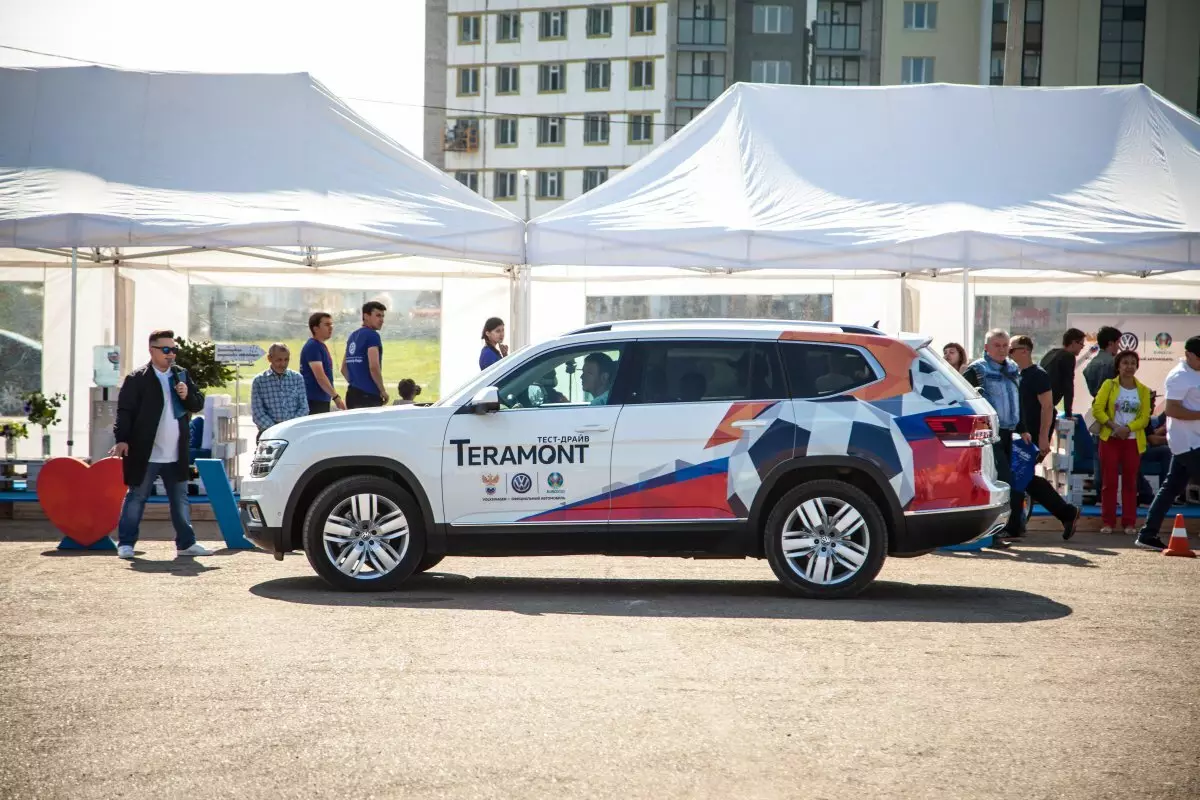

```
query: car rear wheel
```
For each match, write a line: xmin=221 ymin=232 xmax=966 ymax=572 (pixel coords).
xmin=302 ymin=476 xmax=426 ymax=592
xmin=764 ymin=480 xmax=887 ymax=599
xmin=414 ymin=554 xmax=445 ymax=573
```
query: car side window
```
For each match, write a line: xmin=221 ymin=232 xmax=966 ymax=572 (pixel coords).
xmin=625 ymin=340 xmax=784 ymax=405
xmin=494 ymin=344 xmax=624 ymax=409
xmin=781 ymin=341 xmax=878 ymax=399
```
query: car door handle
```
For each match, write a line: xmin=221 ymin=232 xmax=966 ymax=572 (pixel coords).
xmin=731 ymin=420 xmax=768 ymax=429
xmin=575 ymin=425 xmax=610 ymax=433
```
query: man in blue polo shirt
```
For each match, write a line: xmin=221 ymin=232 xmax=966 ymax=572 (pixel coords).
xmin=342 ymin=300 xmax=388 ymax=408
xmin=299 ymin=311 xmax=345 ymax=414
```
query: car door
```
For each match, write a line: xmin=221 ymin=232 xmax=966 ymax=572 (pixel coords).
xmin=607 ymin=338 xmax=792 ymax=522
xmin=441 ymin=342 xmax=626 ymax=527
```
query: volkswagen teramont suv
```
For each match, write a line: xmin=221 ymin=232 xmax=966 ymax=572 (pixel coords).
xmin=239 ymin=320 xmax=1009 ymax=599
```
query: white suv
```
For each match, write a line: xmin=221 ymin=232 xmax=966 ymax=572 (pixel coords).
xmin=239 ymin=320 xmax=1009 ymax=599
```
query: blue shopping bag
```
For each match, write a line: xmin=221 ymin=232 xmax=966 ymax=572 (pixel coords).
xmin=1010 ymin=435 xmax=1037 ymax=492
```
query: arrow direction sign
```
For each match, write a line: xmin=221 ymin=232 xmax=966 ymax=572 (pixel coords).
xmin=215 ymin=343 xmax=266 ymax=364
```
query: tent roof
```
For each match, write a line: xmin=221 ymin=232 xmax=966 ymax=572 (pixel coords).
xmin=0 ymin=66 xmax=525 ymax=265
xmin=527 ymin=83 xmax=1200 ymax=273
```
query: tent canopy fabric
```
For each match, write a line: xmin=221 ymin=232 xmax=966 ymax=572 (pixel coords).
xmin=527 ymin=83 xmax=1200 ymax=273
xmin=0 ymin=66 xmax=525 ymax=265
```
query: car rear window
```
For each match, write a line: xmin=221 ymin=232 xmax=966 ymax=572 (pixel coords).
xmin=780 ymin=341 xmax=878 ymax=399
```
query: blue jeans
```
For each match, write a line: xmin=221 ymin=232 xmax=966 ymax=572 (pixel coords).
xmin=1140 ymin=447 xmax=1200 ymax=537
xmin=117 ymin=462 xmax=196 ymax=549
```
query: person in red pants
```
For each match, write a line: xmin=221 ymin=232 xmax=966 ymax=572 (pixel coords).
xmin=1090 ymin=350 xmax=1153 ymax=534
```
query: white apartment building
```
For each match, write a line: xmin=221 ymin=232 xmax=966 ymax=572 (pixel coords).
xmin=428 ymin=0 xmax=671 ymax=219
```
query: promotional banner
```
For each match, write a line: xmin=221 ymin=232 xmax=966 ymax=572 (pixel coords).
xmin=1068 ymin=314 xmax=1189 ymax=412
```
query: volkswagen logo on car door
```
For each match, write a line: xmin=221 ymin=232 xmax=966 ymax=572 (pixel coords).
xmin=511 ymin=473 xmax=533 ymax=494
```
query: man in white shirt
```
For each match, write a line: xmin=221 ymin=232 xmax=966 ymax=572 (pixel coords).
xmin=1136 ymin=336 xmax=1200 ymax=550
xmin=110 ymin=330 xmax=210 ymax=559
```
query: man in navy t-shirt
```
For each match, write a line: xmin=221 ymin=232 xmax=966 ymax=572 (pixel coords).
xmin=299 ymin=311 xmax=345 ymax=414
xmin=342 ymin=300 xmax=388 ymax=408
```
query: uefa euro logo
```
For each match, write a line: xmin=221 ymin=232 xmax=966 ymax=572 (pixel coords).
xmin=546 ymin=472 xmax=564 ymax=489
xmin=511 ymin=473 xmax=533 ymax=494
xmin=1156 ymin=332 xmax=1172 ymax=349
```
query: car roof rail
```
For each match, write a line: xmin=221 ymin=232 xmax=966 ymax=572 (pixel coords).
xmin=566 ymin=319 xmax=882 ymax=336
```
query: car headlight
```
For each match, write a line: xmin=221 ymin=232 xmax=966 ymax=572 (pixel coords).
xmin=250 ymin=439 xmax=288 ymax=477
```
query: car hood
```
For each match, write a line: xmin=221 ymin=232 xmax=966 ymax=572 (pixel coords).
xmin=263 ymin=404 xmax=449 ymax=441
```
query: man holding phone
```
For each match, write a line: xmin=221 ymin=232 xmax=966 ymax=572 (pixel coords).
xmin=109 ymin=330 xmax=210 ymax=559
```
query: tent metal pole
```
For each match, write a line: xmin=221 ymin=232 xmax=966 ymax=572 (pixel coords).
xmin=67 ymin=247 xmax=78 ymax=457
xmin=962 ymin=267 xmax=970 ymax=357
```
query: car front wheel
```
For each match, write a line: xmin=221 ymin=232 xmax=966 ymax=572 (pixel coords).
xmin=302 ymin=476 xmax=426 ymax=592
xmin=764 ymin=480 xmax=887 ymax=599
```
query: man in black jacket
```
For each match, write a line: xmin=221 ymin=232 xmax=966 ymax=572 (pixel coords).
xmin=110 ymin=330 xmax=209 ymax=559
xmin=1039 ymin=328 xmax=1086 ymax=416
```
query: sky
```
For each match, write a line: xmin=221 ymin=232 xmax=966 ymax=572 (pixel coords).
xmin=0 ymin=0 xmax=427 ymax=153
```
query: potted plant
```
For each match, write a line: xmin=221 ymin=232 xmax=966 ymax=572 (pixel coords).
xmin=24 ymin=391 xmax=66 ymax=459
xmin=1 ymin=420 xmax=28 ymax=460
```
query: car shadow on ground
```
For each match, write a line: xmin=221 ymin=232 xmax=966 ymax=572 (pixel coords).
xmin=249 ymin=574 xmax=1071 ymax=623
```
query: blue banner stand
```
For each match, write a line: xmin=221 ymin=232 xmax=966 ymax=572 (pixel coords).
xmin=195 ymin=458 xmax=256 ymax=550
xmin=57 ymin=535 xmax=117 ymax=551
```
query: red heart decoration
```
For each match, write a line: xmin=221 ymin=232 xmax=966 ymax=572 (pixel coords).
xmin=37 ymin=457 xmax=127 ymax=546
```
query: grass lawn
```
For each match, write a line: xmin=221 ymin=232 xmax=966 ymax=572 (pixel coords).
xmin=206 ymin=338 xmax=441 ymax=405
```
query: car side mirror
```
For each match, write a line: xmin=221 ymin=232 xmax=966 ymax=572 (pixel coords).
xmin=471 ymin=386 xmax=500 ymax=415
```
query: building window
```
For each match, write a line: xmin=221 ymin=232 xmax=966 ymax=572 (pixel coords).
xmin=587 ymin=5 xmax=612 ymax=37
xmin=672 ymin=106 xmax=703 ymax=136
xmin=583 ymin=168 xmax=609 ymax=193
xmin=1098 ymin=0 xmax=1145 ymax=85
xmin=459 ymin=15 xmax=481 ymax=44
xmin=676 ymin=52 xmax=726 ymax=101
xmin=586 ymin=59 xmax=612 ymax=90
xmin=457 ymin=67 xmax=479 ymax=96
xmin=584 ymin=113 xmax=610 ymax=145
xmin=630 ymin=58 xmax=655 ymax=90
xmin=537 ymin=170 xmax=563 ymax=200
xmin=497 ymin=65 xmax=520 ymax=95
xmin=815 ymin=2 xmax=862 ymax=50
xmin=497 ymin=11 xmax=521 ymax=42
xmin=454 ymin=171 xmax=479 ymax=193
xmin=628 ymin=113 xmax=654 ymax=144
xmin=679 ymin=0 xmax=728 ymax=45
xmin=991 ymin=0 xmax=1044 ymax=85
xmin=444 ymin=118 xmax=479 ymax=152
xmin=538 ymin=63 xmax=566 ymax=93
xmin=495 ymin=117 xmax=518 ymax=147
xmin=539 ymin=9 xmax=567 ymax=40
xmin=903 ymin=2 xmax=937 ymax=30
xmin=537 ymin=116 xmax=565 ymax=145
xmin=631 ymin=4 xmax=656 ymax=35
xmin=813 ymin=55 xmax=861 ymax=85
xmin=901 ymin=56 xmax=934 ymax=84
xmin=494 ymin=171 xmax=518 ymax=201
xmin=752 ymin=4 xmax=794 ymax=34
xmin=751 ymin=60 xmax=792 ymax=84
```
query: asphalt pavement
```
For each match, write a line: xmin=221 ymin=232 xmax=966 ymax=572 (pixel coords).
xmin=1 ymin=520 xmax=1197 ymax=799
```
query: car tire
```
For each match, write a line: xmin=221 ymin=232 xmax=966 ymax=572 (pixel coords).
xmin=302 ymin=475 xmax=426 ymax=592
xmin=764 ymin=479 xmax=887 ymax=599
xmin=414 ymin=554 xmax=445 ymax=573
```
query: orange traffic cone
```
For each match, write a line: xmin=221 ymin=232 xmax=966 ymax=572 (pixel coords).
xmin=1163 ymin=515 xmax=1196 ymax=558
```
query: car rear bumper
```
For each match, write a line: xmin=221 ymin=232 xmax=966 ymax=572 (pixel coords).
xmin=898 ymin=501 xmax=1011 ymax=554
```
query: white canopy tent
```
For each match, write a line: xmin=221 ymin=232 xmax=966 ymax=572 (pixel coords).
xmin=0 ymin=66 xmax=525 ymax=453
xmin=527 ymin=82 xmax=1200 ymax=275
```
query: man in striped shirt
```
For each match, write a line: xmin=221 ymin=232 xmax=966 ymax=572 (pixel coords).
xmin=250 ymin=343 xmax=308 ymax=440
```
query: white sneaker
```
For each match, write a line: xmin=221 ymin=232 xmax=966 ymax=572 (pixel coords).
xmin=1124 ymin=526 xmax=1137 ymax=536
xmin=177 ymin=543 xmax=214 ymax=556
xmin=1099 ymin=526 xmax=1113 ymax=534
xmin=117 ymin=545 xmax=135 ymax=560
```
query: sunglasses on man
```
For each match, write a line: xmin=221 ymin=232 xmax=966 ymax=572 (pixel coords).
xmin=152 ymin=345 xmax=178 ymax=355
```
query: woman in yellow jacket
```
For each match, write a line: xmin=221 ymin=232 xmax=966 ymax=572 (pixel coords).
xmin=1091 ymin=350 xmax=1153 ymax=533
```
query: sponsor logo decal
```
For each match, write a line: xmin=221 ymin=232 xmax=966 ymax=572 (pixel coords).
xmin=451 ymin=437 xmax=590 ymax=467
xmin=348 ymin=341 xmax=357 ymax=356
xmin=481 ymin=473 xmax=500 ymax=496
xmin=1118 ymin=332 xmax=1138 ymax=352
xmin=1155 ymin=332 xmax=1172 ymax=349
xmin=511 ymin=473 xmax=533 ymax=494
xmin=547 ymin=472 xmax=564 ymax=489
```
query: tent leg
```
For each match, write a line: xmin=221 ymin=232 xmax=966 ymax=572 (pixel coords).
xmin=962 ymin=267 xmax=970 ymax=357
xmin=67 ymin=247 xmax=78 ymax=457
xmin=508 ymin=264 xmax=532 ymax=351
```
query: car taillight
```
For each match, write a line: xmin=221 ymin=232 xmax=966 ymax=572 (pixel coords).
xmin=926 ymin=415 xmax=993 ymax=448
